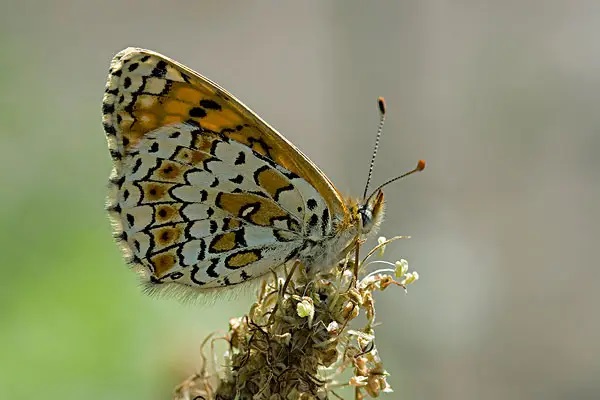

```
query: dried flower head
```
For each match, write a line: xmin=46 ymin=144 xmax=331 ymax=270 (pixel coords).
xmin=174 ymin=237 xmax=419 ymax=400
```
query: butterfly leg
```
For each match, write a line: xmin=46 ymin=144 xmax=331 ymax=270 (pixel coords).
xmin=268 ymin=259 xmax=301 ymax=325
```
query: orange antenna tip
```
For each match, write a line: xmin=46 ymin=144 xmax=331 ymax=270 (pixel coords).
xmin=364 ymin=159 xmax=426 ymax=202
xmin=377 ymin=97 xmax=386 ymax=115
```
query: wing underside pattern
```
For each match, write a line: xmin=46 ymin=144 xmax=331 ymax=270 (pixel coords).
xmin=101 ymin=49 xmax=344 ymax=291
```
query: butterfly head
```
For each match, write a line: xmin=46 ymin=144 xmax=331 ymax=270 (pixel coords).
xmin=357 ymin=158 xmax=426 ymax=238
xmin=357 ymin=189 xmax=385 ymax=236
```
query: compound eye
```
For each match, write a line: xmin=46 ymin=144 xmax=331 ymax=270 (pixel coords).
xmin=359 ymin=190 xmax=384 ymax=235
xmin=360 ymin=208 xmax=373 ymax=233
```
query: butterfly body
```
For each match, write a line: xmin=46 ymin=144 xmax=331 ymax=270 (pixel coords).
xmin=102 ymin=48 xmax=385 ymax=295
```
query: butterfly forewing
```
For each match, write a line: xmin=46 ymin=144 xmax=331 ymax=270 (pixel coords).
xmin=103 ymin=48 xmax=345 ymax=213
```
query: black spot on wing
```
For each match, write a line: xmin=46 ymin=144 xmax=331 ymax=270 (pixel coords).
xmin=102 ymin=102 xmax=115 ymax=114
xmin=234 ymin=151 xmax=246 ymax=165
xmin=110 ymin=149 xmax=122 ymax=160
xmin=130 ymin=158 xmax=143 ymax=175
xmin=240 ymin=270 xmax=251 ymax=281
xmin=189 ymin=107 xmax=207 ymax=118
xmin=308 ymin=214 xmax=319 ymax=230
xmin=103 ymin=122 xmax=116 ymax=135
xmin=209 ymin=220 xmax=218 ymax=234
xmin=152 ymin=60 xmax=167 ymax=78
xmin=198 ymin=238 xmax=206 ymax=261
xmin=199 ymin=190 xmax=208 ymax=202
xmin=321 ymin=208 xmax=330 ymax=236
xmin=106 ymin=203 xmax=121 ymax=214
xmin=230 ymin=175 xmax=244 ymax=184
xmin=199 ymin=99 xmax=222 ymax=111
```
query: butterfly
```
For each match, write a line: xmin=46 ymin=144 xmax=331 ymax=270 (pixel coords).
xmin=102 ymin=48 xmax=424 ymax=297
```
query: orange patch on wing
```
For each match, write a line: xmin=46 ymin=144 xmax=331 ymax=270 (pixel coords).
xmin=141 ymin=182 xmax=172 ymax=202
xmin=137 ymin=113 xmax=159 ymax=133
xmin=254 ymin=167 xmax=292 ymax=199
xmin=163 ymin=99 xmax=190 ymax=116
xmin=200 ymin=109 xmax=243 ymax=132
xmin=217 ymin=192 xmax=289 ymax=227
xmin=156 ymin=160 xmax=186 ymax=182
xmin=173 ymin=147 xmax=211 ymax=167
xmin=173 ymin=85 xmax=202 ymax=104
xmin=225 ymin=218 xmax=242 ymax=230
xmin=155 ymin=204 xmax=180 ymax=223
xmin=192 ymin=132 xmax=221 ymax=153
xmin=118 ymin=116 xmax=133 ymax=132
xmin=210 ymin=232 xmax=238 ymax=252
xmin=119 ymin=120 xmax=147 ymax=153
xmin=225 ymin=131 xmax=250 ymax=146
xmin=151 ymin=252 xmax=176 ymax=278
xmin=162 ymin=115 xmax=183 ymax=126
xmin=251 ymin=141 xmax=269 ymax=156
xmin=226 ymin=250 xmax=260 ymax=269
xmin=109 ymin=49 xmax=347 ymax=217
xmin=154 ymin=226 xmax=183 ymax=247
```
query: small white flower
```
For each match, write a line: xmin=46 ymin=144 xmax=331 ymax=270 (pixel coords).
xmin=296 ymin=297 xmax=315 ymax=326
xmin=394 ymin=259 xmax=409 ymax=277
xmin=400 ymin=271 xmax=419 ymax=286
xmin=326 ymin=321 xmax=340 ymax=335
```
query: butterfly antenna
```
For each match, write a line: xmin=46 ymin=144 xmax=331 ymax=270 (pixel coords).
xmin=362 ymin=97 xmax=387 ymax=201
xmin=365 ymin=159 xmax=426 ymax=204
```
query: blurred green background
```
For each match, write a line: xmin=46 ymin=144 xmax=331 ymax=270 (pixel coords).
xmin=2 ymin=1 xmax=599 ymax=399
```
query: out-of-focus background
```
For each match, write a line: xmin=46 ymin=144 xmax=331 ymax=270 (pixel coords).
xmin=2 ymin=1 xmax=599 ymax=399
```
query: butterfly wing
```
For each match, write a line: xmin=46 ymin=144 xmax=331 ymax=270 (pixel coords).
xmin=102 ymin=48 xmax=347 ymax=293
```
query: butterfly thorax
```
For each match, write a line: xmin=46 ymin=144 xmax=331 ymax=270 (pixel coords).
xmin=295 ymin=193 xmax=385 ymax=272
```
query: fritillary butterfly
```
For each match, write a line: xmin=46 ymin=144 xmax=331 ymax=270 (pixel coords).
xmin=102 ymin=48 xmax=423 ymax=297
